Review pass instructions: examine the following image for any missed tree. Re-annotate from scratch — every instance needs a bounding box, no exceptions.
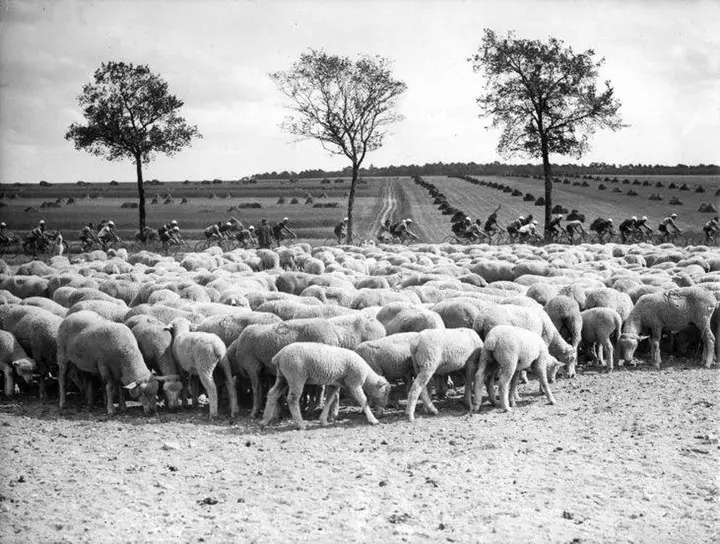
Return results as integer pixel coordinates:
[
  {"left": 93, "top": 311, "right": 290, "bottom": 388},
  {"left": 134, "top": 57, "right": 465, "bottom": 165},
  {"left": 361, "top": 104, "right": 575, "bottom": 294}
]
[
  {"left": 270, "top": 49, "right": 407, "bottom": 243},
  {"left": 66, "top": 61, "right": 201, "bottom": 232},
  {"left": 469, "top": 29, "right": 624, "bottom": 235}
]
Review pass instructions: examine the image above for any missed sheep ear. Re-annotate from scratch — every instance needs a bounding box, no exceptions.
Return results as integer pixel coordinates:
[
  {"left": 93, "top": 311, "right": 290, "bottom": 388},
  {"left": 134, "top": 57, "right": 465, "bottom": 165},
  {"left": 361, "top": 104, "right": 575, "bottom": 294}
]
[
  {"left": 638, "top": 335, "right": 650, "bottom": 342},
  {"left": 122, "top": 382, "right": 137, "bottom": 389},
  {"left": 163, "top": 324, "right": 173, "bottom": 332}
]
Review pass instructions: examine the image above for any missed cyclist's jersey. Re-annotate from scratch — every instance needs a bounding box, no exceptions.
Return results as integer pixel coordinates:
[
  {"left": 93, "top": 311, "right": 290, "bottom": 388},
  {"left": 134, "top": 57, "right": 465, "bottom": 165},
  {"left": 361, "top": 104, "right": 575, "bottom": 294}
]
[
  {"left": 507, "top": 219, "right": 523, "bottom": 231},
  {"left": 98, "top": 226, "right": 114, "bottom": 240},
  {"left": 334, "top": 222, "right": 345, "bottom": 236},
  {"left": 661, "top": 217, "right": 677, "bottom": 228},
  {"left": 635, "top": 219, "right": 650, "bottom": 231},
  {"left": 548, "top": 218, "right": 562, "bottom": 231},
  {"left": 238, "top": 228, "right": 254, "bottom": 240},
  {"left": 704, "top": 220, "right": 718, "bottom": 231},
  {"left": 484, "top": 215, "right": 498, "bottom": 232},
  {"left": 205, "top": 224, "right": 221, "bottom": 238},
  {"left": 0, "top": 229, "right": 9, "bottom": 243},
  {"left": 566, "top": 220, "right": 583, "bottom": 229},
  {"left": 517, "top": 224, "right": 536, "bottom": 235},
  {"left": 31, "top": 227, "right": 45, "bottom": 239},
  {"left": 619, "top": 219, "right": 635, "bottom": 231},
  {"left": 452, "top": 222, "right": 466, "bottom": 235},
  {"left": 158, "top": 225, "right": 172, "bottom": 239},
  {"left": 272, "top": 224, "right": 285, "bottom": 239}
]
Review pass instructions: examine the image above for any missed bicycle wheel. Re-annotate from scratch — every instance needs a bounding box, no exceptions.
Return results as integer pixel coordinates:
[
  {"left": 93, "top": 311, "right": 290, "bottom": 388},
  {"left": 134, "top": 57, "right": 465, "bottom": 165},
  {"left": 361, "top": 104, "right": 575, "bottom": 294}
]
[
  {"left": 441, "top": 235, "right": 459, "bottom": 244},
  {"left": 194, "top": 240, "right": 211, "bottom": 252}
]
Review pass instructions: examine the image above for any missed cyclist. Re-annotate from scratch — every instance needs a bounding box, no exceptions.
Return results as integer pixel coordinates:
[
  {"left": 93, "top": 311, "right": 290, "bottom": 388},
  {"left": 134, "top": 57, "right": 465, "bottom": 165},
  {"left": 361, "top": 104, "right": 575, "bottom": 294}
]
[
  {"left": 26, "top": 220, "right": 50, "bottom": 252},
  {"left": 257, "top": 219, "right": 273, "bottom": 249},
  {"left": 237, "top": 225, "right": 257, "bottom": 248},
  {"left": 659, "top": 213, "right": 681, "bottom": 242},
  {"left": 98, "top": 220, "right": 120, "bottom": 249},
  {"left": 506, "top": 216, "right": 524, "bottom": 241},
  {"left": 704, "top": 217, "right": 718, "bottom": 243},
  {"left": 79, "top": 222, "right": 101, "bottom": 250},
  {"left": 547, "top": 214, "right": 564, "bottom": 240},
  {"left": 484, "top": 204, "right": 503, "bottom": 237},
  {"left": 618, "top": 216, "right": 638, "bottom": 244},
  {"left": 158, "top": 220, "right": 178, "bottom": 248},
  {"left": 273, "top": 217, "right": 296, "bottom": 246},
  {"left": 466, "top": 219, "right": 488, "bottom": 242},
  {"left": 334, "top": 217, "right": 348, "bottom": 243},
  {"left": 565, "top": 218, "right": 586, "bottom": 241},
  {"left": 169, "top": 225, "right": 184, "bottom": 246},
  {"left": 0, "top": 222, "right": 11, "bottom": 246},
  {"left": 522, "top": 214, "right": 534, "bottom": 226},
  {"left": 517, "top": 220, "right": 539, "bottom": 243},
  {"left": 452, "top": 217, "right": 471, "bottom": 238},
  {"left": 395, "top": 218, "right": 419, "bottom": 242},
  {"left": 635, "top": 216, "right": 652, "bottom": 238},
  {"left": 591, "top": 217, "right": 614, "bottom": 242},
  {"left": 567, "top": 209, "right": 586, "bottom": 223},
  {"left": 203, "top": 222, "right": 223, "bottom": 240},
  {"left": 377, "top": 219, "right": 394, "bottom": 242}
]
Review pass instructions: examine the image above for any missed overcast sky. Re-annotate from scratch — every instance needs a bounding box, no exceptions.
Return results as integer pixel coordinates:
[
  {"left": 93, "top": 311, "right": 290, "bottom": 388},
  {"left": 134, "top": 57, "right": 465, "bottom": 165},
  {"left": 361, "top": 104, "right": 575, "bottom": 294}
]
[{"left": 1, "top": 0, "right": 718, "bottom": 183}]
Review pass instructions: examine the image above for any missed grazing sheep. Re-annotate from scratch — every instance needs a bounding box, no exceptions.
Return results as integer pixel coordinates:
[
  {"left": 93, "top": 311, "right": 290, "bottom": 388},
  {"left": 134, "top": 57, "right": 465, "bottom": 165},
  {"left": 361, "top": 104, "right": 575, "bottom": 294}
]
[
  {"left": 0, "top": 330, "right": 37, "bottom": 397},
  {"left": 526, "top": 283, "right": 559, "bottom": 306},
  {"left": 328, "top": 313, "right": 386, "bottom": 349},
  {"left": 584, "top": 288, "right": 633, "bottom": 321},
  {"left": 351, "top": 288, "right": 422, "bottom": 310},
  {"left": 165, "top": 317, "right": 239, "bottom": 420},
  {"left": 57, "top": 311, "right": 159, "bottom": 415},
  {"left": 124, "top": 303, "right": 200, "bottom": 325},
  {"left": 20, "top": 297, "right": 68, "bottom": 317},
  {"left": 0, "top": 289, "right": 21, "bottom": 304},
  {"left": 431, "top": 299, "right": 481, "bottom": 329},
  {"left": 618, "top": 287, "right": 716, "bottom": 368},
  {"left": 472, "top": 325, "right": 561, "bottom": 412},
  {"left": 256, "top": 299, "right": 354, "bottom": 320},
  {"left": 261, "top": 343, "right": 391, "bottom": 429},
  {"left": 67, "top": 300, "right": 128, "bottom": 322},
  {"left": 355, "top": 332, "right": 419, "bottom": 383},
  {"left": 580, "top": 308, "right": 623, "bottom": 371},
  {"left": 223, "top": 318, "right": 341, "bottom": 418},
  {"left": 377, "top": 303, "right": 445, "bottom": 335},
  {"left": 406, "top": 328, "right": 482, "bottom": 422},
  {"left": 126, "top": 316, "right": 183, "bottom": 409},
  {"left": 0, "top": 274, "right": 49, "bottom": 299},
  {"left": 544, "top": 296, "right": 582, "bottom": 350}
]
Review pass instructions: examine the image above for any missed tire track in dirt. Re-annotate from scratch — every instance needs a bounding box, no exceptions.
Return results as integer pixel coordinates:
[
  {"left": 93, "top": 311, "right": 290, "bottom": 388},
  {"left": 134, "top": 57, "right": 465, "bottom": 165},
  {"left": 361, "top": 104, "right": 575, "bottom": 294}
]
[{"left": 368, "top": 178, "right": 399, "bottom": 236}]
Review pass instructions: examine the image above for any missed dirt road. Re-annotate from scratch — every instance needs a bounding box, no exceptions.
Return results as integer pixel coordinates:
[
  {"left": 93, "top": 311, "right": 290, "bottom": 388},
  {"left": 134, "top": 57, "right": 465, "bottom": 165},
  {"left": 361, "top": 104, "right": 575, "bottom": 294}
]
[{"left": 0, "top": 363, "right": 717, "bottom": 543}]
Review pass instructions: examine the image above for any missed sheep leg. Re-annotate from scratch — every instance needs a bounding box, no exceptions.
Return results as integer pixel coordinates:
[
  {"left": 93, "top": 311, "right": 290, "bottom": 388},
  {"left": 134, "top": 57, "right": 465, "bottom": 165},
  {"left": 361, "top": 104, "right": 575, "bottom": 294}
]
[
  {"left": 419, "top": 384, "right": 438, "bottom": 415},
  {"left": 198, "top": 371, "right": 218, "bottom": 421},
  {"left": 287, "top": 384, "right": 306, "bottom": 430},
  {"left": 218, "top": 357, "right": 239, "bottom": 419},
  {"left": 406, "top": 370, "right": 433, "bottom": 422},
  {"left": 497, "top": 367, "right": 514, "bottom": 412},
  {"left": 103, "top": 380, "right": 115, "bottom": 415},
  {"left": 534, "top": 358, "right": 556, "bottom": 405},
  {"left": 117, "top": 382, "right": 127, "bottom": 413},
  {"left": 3, "top": 366, "right": 13, "bottom": 397},
  {"left": 472, "top": 350, "right": 490, "bottom": 412},
  {"left": 650, "top": 335, "right": 662, "bottom": 369},
  {"left": 58, "top": 358, "right": 69, "bottom": 412},
  {"left": 518, "top": 370, "right": 528, "bottom": 384},
  {"left": 347, "top": 386, "right": 378, "bottom": 425},
  {"left": 261, "top": 375, "right": 287, "bottom": 426},
  {"left": 190, "top": 375, "right": 200, "bottom": 409},
  {"left": 602, "top": 338, "right": 614, "bottom": 372},
  {"left": 319, "top": 385, "right": 340, "bottom": 425},
  {"left": 702, "top": 325, "right": 715, "bottom": 368}
]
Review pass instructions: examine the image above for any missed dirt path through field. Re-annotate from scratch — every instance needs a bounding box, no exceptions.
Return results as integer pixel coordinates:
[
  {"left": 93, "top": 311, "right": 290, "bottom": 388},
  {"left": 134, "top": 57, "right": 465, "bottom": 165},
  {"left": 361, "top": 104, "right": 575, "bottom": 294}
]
[
  {"left": 368, "top": 178, "right": 400, "bottom": 236},
  {"left": 1, "top": 364, "right": 717, "bottom": 543}
]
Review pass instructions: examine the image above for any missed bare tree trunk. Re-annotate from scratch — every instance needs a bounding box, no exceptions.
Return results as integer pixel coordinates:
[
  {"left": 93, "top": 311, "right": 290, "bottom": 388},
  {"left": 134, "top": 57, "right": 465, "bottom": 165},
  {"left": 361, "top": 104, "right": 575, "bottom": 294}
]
[
  {"left": 135, "top": 155, "right": 146, "bottom": 233},
  {"left": 345, "top": 162, "right": 359, "bottom": 244},
  {"left": 541, "top": 137, "right": 552, "bottom": 239}
]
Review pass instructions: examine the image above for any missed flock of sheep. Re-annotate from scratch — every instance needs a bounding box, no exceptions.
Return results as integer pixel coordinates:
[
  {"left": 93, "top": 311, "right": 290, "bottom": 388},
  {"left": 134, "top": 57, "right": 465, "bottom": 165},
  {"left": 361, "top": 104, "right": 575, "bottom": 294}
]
[{"left": 0, "top": 239, "right": 718, "bottom": 430}]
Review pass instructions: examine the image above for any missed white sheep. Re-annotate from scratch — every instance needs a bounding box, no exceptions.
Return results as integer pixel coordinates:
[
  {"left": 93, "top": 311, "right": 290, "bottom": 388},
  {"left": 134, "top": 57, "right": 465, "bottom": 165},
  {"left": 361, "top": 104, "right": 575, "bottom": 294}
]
[
  {"left": 472, "top": 325, "right": 561, "bottom": 412},
  {"left": 406, "top": 328, "right": 483, "bottom": 422},
  {"left": 376, "top": 302, "right": 445, "bottom": 335},
  {"left": 580, "top": 308, "right": 623, "bottom": 370},
  {"left": 584, "top": 288, "right": 634, "bottom": 321},
  {"left": 0, "top": 330, "right": 36, "bottom": 397},
  {"left": 194, "top": 311, "right": 282, "bottom": 346},
  {"left": 261, "top": 343, "right": 391, "bottom": 430},
  {"left": 328, "top": 313, "right": 386, "bottom": 350},
  {"left": 165, "top": 317, "right": 239, "bottom": 420},
  {"left": 57, "top": 311, "right": 159, "bottom": 415}
]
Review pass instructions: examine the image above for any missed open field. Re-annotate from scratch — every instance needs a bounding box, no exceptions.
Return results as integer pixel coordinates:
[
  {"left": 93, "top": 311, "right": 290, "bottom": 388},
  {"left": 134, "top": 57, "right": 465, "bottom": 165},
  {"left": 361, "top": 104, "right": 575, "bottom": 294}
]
[{"left": 0, "top": 175, "right": 717, "bottom": 243}]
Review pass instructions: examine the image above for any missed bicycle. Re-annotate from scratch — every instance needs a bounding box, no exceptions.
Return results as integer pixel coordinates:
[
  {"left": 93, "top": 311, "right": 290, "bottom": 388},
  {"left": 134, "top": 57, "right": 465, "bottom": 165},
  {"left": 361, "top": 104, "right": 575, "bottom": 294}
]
[
  {"left": 655, "top": 230, "right": 688, "bottom": 246},
  {"left": 22, "top": 232, "right": 68, "bottom": 260},
  {"left": 0, "top": 237, "right": 31, "bottom": 264},
  {"left": 194, "top": 237, "right": 231, "bottom": 253}
]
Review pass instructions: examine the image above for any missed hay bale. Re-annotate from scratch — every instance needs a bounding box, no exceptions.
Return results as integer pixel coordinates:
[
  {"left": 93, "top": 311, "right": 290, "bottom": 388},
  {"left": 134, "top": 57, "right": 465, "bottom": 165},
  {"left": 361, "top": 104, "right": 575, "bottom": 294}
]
[
  {"left": 511, "top": 189, "right": 522, "bottom": 197},
  {"left": 699, "top": 203, "right": 717, "bottom": 213},
  {"left": 151, "top": 196, "right": 159, "bottom": 205},
  {"left": 120, "top": 202, "right": 138, "bottom": 209},
  {"left": 627, "top": 189, "right": 638, "bottom": 196},
  {"left": 656, "top": 181, "right": 664, "bottom": 188},
  {"left": 290, "top": 197, "right": 299, "bottom": 204},
  {"left": 305, "top": 196, "right": 314, "bottom": 205},
  {"left": 649, "top": 193, "right": 663, "bottom": 201},
  {"left": 524, "top": 193, "right": 535, "bottom": 201},
  {"left": 109, "top": 180, "right": 119, "bottom": 185},
  {"left": 534, "top": 197, "right": 545, "bottom": 206},
  {"left": 598, "top": 184, "right": 607, "bottom": 190},
  {"left": 679, "top": 183, "right": 689, "bottom": 191},
  {"left": 669, "top": 197, "right": 683, "bottom": 206},
  {"left": 181, "top": 197, "right": 188, "bottom": 204},
  {"left": 39, "top": 180, "right": 52, "bottom": 186},
  {"left": 163, "top": 197, "right": 174, "bottom": 204},
  {"left": 669, "top": 182, "right": 677, "bottom": 189},
  {"left": 207, "top": 193, "right": 216, "bottom": 199},
  {"left": 695, "top": 186, "right": 705, "bottom": 193}
]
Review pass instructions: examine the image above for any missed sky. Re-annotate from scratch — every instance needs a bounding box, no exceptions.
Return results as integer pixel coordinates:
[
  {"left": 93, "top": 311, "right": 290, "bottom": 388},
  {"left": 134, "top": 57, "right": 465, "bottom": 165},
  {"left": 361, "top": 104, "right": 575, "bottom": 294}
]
[{"left": 1, "top": 0, "right": 718, "bottom": 183}]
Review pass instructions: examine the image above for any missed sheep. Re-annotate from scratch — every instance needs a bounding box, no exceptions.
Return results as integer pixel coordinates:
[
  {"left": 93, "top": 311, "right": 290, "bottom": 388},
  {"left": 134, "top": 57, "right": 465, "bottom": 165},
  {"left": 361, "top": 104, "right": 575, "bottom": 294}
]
[
  {"left": 223, "top": 319, "right": 341, "bottom": 418},
  {"left": 195, "top": 311, "right": 283, "bottom": 346},
  {"left": 406, "top": 328, "right": 483, "bottom": 422},
  {"left": 165, "top": 317, "right": 239, "bottom": 420},
  {"left": 0, "top": 289, "right": 21, "bottom": 304},
  {"left": 261, "top": 343, "right": 391, "bottom": 430},
  {"left": 580, "top": 308, "right": 623, "bottom": 371},
  {"left": 431, "top": 299, "right": 481, "bottom": 329},
  {"left": 126, "top": 316, "right": 183, "bottom": 409},
  {"left": 20, "top": 297, "right": 68, "bottom": 317},
  {"left": 0, "top": 274, "right": 49, "bottom": 299},
  {"left": 526, "top": 283, "right": 559, "bottom": 306},
  {"left": 584, "top": 288, "right": 633, "bottom": 321},
  {"left": 544, "top": 296, "right": 582, "bottom": 350},
  {"left": 376, "top": 302, "right": 445, "bottom": 335},
  {"left": 618, "top": 287, "right": 716, "bottom": 368},
  {"left": 472, "top": 325, "right": 561, "bottom": 412},
  {"left": 0, "top": 330, "right": 37, "bottom": 397},
  {"left": 355, "top": 332, "right": 419, "bottom": 383},
  {"left": 57, "top": 311, "right": 159, "bottom": 415},
  {"left": 351, "top": 288, "right": 422, "bottom": 310},
  {"left": 473, "top": 304, "right": 577, "bottom": 378},
  {"left": 124, "top": 303, "right": 200, "bottom": 325},
  {"left": 255, "top": 299, "right": 354, "bottom": 320}
]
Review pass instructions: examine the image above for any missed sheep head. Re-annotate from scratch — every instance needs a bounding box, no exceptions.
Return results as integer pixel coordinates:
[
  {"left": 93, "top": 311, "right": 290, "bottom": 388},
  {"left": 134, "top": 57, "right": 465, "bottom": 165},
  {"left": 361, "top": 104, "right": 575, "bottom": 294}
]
[
  {"left": 12, "top": 358, "right": 37, "bottom": 384},
  {"left": 123, "top": 379, "right": 159, "bottom": 414},
  {"left": 164, "top": 317, "right": 192, "bottom": 337},
  {"left": 617, "top": 333, "right": 649, "bottom": 364},
  {"left": 365, "top": 375, "right": 391, "bottom": 417},
  {"left": 154, "top": 374, "right": 183, "bottom": 409}
]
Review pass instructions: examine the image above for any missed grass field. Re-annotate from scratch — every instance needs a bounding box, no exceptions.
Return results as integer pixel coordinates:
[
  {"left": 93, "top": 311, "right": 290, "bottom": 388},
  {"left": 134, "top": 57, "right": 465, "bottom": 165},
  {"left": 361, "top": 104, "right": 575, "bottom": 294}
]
[{"left": 0, "top": 175, "right": 716, "bottom": 243}]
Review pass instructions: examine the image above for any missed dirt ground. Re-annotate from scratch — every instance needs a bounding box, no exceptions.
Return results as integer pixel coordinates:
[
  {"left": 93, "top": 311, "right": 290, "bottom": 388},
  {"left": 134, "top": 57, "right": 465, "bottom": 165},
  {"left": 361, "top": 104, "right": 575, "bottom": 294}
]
[{"left": 0, "top": 362, "right": 718, "bottom": 544}]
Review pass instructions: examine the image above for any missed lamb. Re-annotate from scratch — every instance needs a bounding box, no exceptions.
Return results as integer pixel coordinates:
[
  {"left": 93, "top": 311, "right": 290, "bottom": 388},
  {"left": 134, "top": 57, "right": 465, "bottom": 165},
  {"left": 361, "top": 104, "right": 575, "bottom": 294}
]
[
  {"left": 472, "top": 325, "right": 561, "bottom": 412},
  {"left": 126, "top": 316, "right": 183, "bottom": 409},
  {"left": 57, "top": 311, "right": 159, "bottom": 415},
  {"left": 67, "top": 300, "right": 128, "bottom": 322},
  {"left": 544, "top": 296, "right": 582, "bottom": 350},
  {"left": 584, "top": 288, "right": 634, "bottom": 321},
  {"left": 20, "top": 297, "right": 68, "bottom": 317},
  {"left": 261, "top": 343, "right": 391, "bottom": 430},
  {"left": 223, "top": 318, "right": 341, "bottom": 418},
  {"left": 618, "top": 287, "right": 716, "bottom": 368},
  {"left": 165, "top": 317, "right": 239, "bottom": 420},
  {"left": 580, "top": 308, "right": 623, "bottom": 371},
  {"left": 526, "top": 283, "right": 559, "bottom": 306},
  {"left": 406, "top": 328, "right": 483, "bottom": 422},
  {"left": 0, "top": 330, "right": 37, "bottom": 397},
  {"left": 255, "top": 299, "right": 354, "bottom": 320},
  {"left": 431, "top": 299, "right": 481, "bottom": 329}
]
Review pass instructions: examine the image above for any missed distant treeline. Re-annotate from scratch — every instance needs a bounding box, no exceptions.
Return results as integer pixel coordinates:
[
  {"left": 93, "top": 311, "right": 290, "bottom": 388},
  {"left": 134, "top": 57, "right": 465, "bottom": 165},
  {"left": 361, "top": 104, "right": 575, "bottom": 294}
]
[{"left": 252, "top": 161, "right": 719, "bottom": 180}]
